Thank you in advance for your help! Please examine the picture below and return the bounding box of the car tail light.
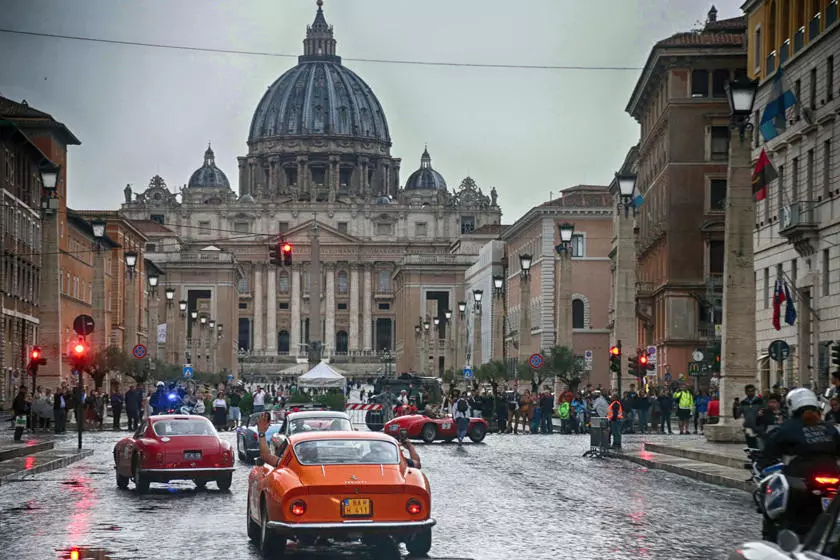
[222,450,231,464]
[815,476,840,486]
[406,499,422,515]
[290,500,306,516]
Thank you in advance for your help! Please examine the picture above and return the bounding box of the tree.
[545,345,584,394]
[476,360,509,394]
[84,345,127,389]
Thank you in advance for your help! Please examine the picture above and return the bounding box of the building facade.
[501,186,613,388]
[744,0,839,390]
[119,4,501,378]
[624,8,747,383]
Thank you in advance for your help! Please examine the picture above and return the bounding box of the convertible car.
[247,431,435,558]
[114,415,235,493]
[384,413,488,443]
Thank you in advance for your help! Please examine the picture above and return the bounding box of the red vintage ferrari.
[384,414,488,444]
[113,415,236,493]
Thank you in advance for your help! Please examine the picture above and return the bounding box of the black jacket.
[763,416,840,478]
[12,393,28,415]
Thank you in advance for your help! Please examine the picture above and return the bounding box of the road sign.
[529,353,544,369]
[768,340,790,363]
[183,364,193,379]
[73,314,95,337]
[227,374,234,382]
[688,361,703,376]
[647,346,657,364]
[463,367,473,379]
[584,350,593,362]
[132,344,147,359]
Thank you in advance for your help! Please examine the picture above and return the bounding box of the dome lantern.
[188,143,231,189]
[405,146,447,191]
[302,0,339,63]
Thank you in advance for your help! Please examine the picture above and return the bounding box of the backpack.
[457,398,469,413]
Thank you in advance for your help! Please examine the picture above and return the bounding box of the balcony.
[779,201,819,257]
[374,286,394,299]
[780,39,790,65]
[809,14,822,40]
[697,322,721,340]
[767,51,776,75]
[829,1,838,27]
[636,281,656,298]
[794,27,805,52]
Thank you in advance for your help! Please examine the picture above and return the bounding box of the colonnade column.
[325,265,336,358]
[253,265,264,354]
[266,267,277,355]
[363,266,373,352]
[290,266,301,357]
[349,264,360,351]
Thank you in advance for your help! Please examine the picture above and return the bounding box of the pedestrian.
[212,392,228,431]
[673,384,694,435]
[111,387,124,430]
[540,388,554,434]
[53,383,68,434]
[125,385,141,430]
[649,391,661,433]
[694,390,710,435]
[12,386,29,442]
[740,385,763,448]
[451,393,471,445]
[606,392,624,450]
[592,390,609,419]
[253,386,266,413]
[228,388,242,428]
[636,390,651,434]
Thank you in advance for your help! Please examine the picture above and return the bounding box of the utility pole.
[308,215,323,368]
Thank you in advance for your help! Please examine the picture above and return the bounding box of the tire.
[372,536,400,560]
[468,423,487,443]
[217,472,233,492]
[116,470,129,490]
[133,455,149,494]
[260,500,286,558]
[195,480,208,490]
[237,437,245,461]
[762,517,779,543]
[406,527,432,557]
[247,493,260,542]
[420,423,437,444]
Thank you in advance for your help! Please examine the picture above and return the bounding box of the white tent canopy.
[298,362,347,388]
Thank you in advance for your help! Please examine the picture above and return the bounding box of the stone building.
[744,0,839,389]
[624,7,747,382]
[501,186,614,388]
[119,2,501,377]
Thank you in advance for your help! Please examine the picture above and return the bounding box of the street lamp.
[445,309,452,321]
[190,310,198,321]
[39,161,60,213]
[615,173,638,217]
[725,76,759,138]
[165,287,175,306]
[414,324,421,335]
[179,300,188,316]
[91,219,106,240]
[147,272,159,294]
[493,275,504,297]
[217,323,223,340]
[200,315,207,327]
[519,253,532,278]
[473,289,483,313]
[423,320,430,331]
[125,251,138,279]
[458,301,467,318]
[209,319,216,329]
[433,317,440,328]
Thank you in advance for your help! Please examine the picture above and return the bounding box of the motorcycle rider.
[150,382,168,415]
[761,388,840,539]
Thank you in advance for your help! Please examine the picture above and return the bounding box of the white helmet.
[786,388,819,415]
[156,381,165,388]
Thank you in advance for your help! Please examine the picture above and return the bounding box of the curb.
[0,440,55,461]
[0,449,94,486]
[617,450,754,493]
[644,442,747,470]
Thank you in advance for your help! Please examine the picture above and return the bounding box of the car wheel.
[468,423,487,443]
[133,455,149,494]
[372,536,400,560]
[217,473,233,492]
[260,500,286,558]
[420,423,437,444]
[406,527,433,557]
[246,492,260,542]
[761,517,779,543]
[195,480,208,490]
[116,470,129,490]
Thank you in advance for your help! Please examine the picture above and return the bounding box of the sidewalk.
[0,435,93,486]
[616,438,753,492]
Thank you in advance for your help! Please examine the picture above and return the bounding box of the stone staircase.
[0,436,93,486]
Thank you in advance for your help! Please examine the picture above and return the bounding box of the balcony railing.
[809,14,822,40]
[767,50,776,74]
[794,27,805,52]
[780,39,790,65]
[636,281,656,297]
[779,201,818,235]
[828,1,838,27]
[697,323,720,340]
[374,286,394,298]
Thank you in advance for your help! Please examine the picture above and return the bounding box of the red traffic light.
[609,346,620,356]
[282,243,292,253]
[31,348,41,360]
[639,354,648,365]
[73,342,86,355]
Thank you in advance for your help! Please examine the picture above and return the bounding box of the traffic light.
[609,345,621,373]
[69,338,90,371]
[281,242,293,266]
[27,346,47,375]
[628,355,639,377]
[269,242,282,266]
[832,343,840,374]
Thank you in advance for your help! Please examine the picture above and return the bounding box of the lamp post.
[554,223,575,350]
[89,219,108,354]
[177,300,187,364]
[611,172,640,392]
[414,323,422,374]
[472,290,484,367]
[209,320,216,373]
[444,309,453,376]
[124,251,139,354]
[381,348,394,377]
[36,161,63,386]
[706,76,759,442]
[147,272,160,365]
[493,275,506,367]
[518,254,532,371]
[423,318,431,376]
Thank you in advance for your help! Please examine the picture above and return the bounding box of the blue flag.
[760,67,797,142]
[783,281,797,326]
[631,193,644,208]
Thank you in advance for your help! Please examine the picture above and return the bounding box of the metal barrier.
[344,404,388,432]
[583,417,611,458]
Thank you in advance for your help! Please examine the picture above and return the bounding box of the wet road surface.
[0,429,757,559]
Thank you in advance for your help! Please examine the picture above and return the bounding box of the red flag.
[752,148,778,202]
[772,279,785,331]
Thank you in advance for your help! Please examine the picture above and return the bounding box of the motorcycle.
[757,468,839,542]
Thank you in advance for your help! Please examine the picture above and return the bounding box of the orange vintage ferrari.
[246,430,434,558]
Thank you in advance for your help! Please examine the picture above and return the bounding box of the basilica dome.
[248,2,390,144]
[188,145,230,189]
[405,147,447,191]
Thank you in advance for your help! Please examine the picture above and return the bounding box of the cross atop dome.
[302,0,339,62]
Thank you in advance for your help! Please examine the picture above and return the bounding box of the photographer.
[396,429,422,468]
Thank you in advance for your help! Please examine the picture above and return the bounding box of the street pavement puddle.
[56,547,115,559]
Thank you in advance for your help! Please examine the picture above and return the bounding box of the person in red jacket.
[707,394,720,424]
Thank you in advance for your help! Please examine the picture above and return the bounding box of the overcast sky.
[0,0,743,222]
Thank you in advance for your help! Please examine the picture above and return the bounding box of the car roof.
[289,430,395,443]
[285,411,350,421]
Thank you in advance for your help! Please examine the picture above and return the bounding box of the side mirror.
[777,529,800,553]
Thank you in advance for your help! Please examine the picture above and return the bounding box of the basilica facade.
[120,2,502,377]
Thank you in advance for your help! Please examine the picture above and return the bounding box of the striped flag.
[759,67,797,142]
[772,279,785,331]
[752,148,778,202]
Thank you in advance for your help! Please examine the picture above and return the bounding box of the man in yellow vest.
[673,384,694,435]
[606,393,624,449]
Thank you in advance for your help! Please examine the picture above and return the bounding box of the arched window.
[337,270,349,294]
[572,299,585,329]
[335,331,349,354]
[278,330,290,354]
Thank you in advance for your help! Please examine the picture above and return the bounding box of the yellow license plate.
[341,498,372,517]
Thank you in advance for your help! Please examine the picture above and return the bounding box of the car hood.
[727,540,794,560]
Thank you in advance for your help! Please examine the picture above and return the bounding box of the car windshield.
[288,417,352,434]
[152,419,216,437]
[293,439,400,465]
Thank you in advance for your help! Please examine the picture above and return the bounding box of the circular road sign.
[529,353,544,369]
[73,314,95,337]
[768,340,790,363]
[132,344,147,359]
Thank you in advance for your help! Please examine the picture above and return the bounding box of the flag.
[760,67,797,142]
[752,148,778,202]
[772,279,785,331]
[783,281,797,326]
[631,193,644,208]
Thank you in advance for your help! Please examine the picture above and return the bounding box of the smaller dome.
[239,194,256,204]
[188,144,230,189]
[405,147,446,191]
